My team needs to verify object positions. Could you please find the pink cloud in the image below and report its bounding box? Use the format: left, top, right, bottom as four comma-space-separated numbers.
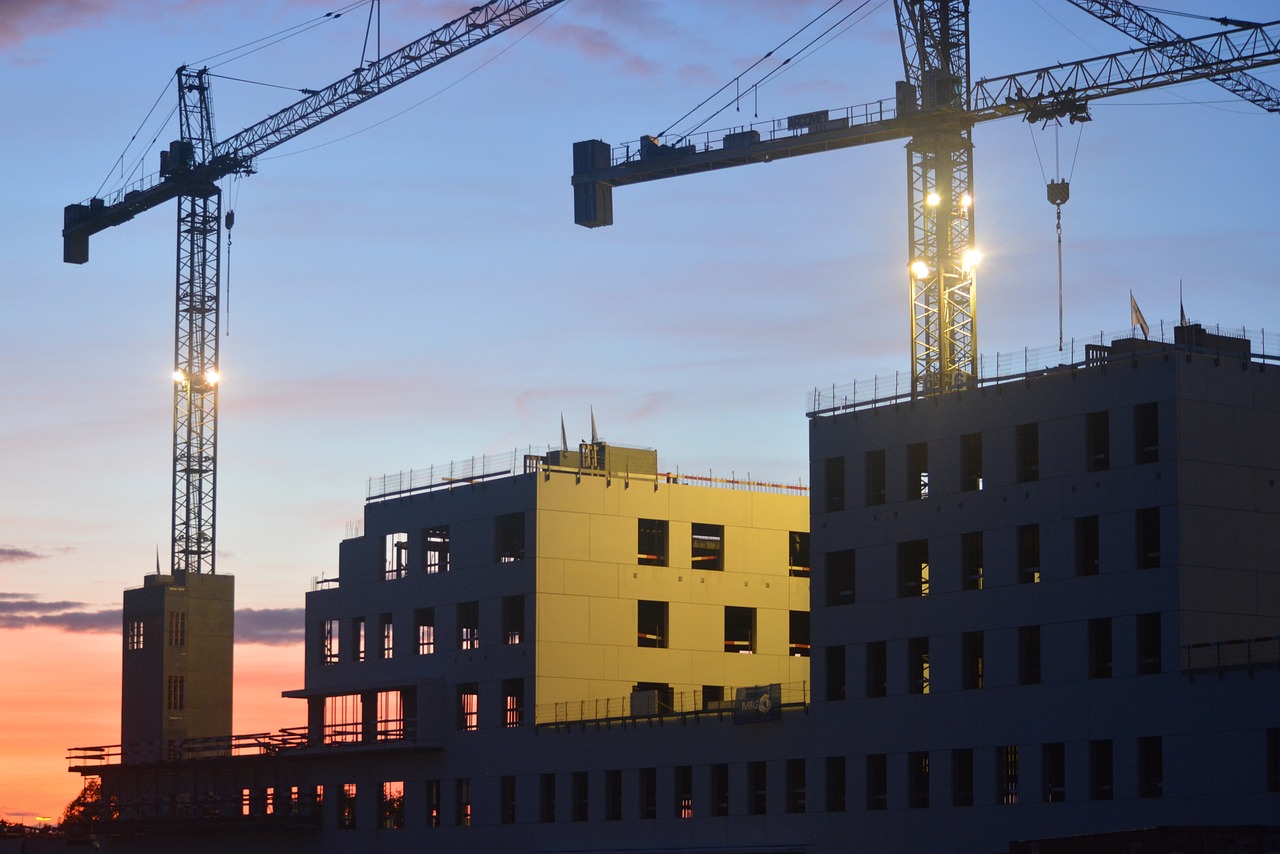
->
0, 0, 118, 49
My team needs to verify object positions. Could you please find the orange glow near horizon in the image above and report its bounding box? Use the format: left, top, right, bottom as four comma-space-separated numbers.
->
0, 628, 303, 824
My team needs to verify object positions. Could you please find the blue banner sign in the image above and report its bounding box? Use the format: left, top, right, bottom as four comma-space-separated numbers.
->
733, 684, 782, 724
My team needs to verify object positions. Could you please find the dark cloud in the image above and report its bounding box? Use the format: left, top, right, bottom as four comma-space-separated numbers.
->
235, 607, 305, 646
0, 547, 43, 563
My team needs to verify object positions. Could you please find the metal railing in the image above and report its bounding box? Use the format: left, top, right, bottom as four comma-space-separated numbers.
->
535, 681, 809, 727
809, 322, 1272, 415
1182, 635, 1280, 674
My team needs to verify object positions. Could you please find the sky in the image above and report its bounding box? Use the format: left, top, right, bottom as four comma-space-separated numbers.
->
2, 0, 1279, 823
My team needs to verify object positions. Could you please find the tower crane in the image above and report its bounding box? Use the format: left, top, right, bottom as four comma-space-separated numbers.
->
571, 2, 1280, 396
61, 0, 565, 580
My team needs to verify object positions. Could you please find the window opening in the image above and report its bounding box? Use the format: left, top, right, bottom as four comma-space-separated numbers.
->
503, 678, 524, 728
1138, 735, 1163, 798
338, 783, 356, 829
323, 619, 339, 665
961, 531, 983, 590
1137, 612, 1162, 675
676, 765, 693, 818
377, 690, 403, 741
961, 433, 983, 491
789, 530, 811, 576
997, 745, 1019, 805
747, 761, 767, 815
127, 619, 145, 650
415, 607, 435, 655
789, 610, 810, 657
323, 694, 361, 744
1019, 625, 1042, 685
1086, 410, 1110, 471
1088, 618, 1112, 679
866, 754, 887, 810
1136, 507, 1161, 568
786, 758, 806, 813
380, 781, 404, 829
1043, 743, 1066, 803
456, 779, 471, 826
691, 523, 724, 570
826, 548, 856, 605
501, 776, 516, 824
866, 641, 887, 698
605, 770, 623, 821
458, 684, 478, 731
865, 449, 886, 506
952, 748, 974, 807
1090, 740, 1113, 800
350, 617, 365, 662
503, 595, 525, 645
898, 539, 929, 597
907, 442, 929, 499
825, 645, 846, 701
825, 455, 846, 512
1018, 524, 1041, 584
724, 606, 755, 653
166, 675, 185, 711
908, 751, 930, 808
167, 611, 186, 646
826, 756, 847, 812
710, 764, 729, 817
540, 773, 556, 823
908, 636, 930, 694
458, 601, 479, 650
962, 631, 984, 690
639, 767, 657, 819
423, 526, 450, 574
495, 512, 526, 562
385, 532, 408, 580
379, 613, 394, 659
427, 780, 441, 827
637, 600, 668, 648
1016, 422, 1039, 482
637, 519, 668, 566
1134, 401, 1159, 464
1076, 515, 1100, 576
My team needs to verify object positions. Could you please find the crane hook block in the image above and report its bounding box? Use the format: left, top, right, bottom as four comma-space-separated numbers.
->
572, 140, 613, 228
1046, 180, 1070, 207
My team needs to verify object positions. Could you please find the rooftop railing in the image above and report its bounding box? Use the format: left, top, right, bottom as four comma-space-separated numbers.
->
809, 322, 1274, 415
535, 681, 809, 729
1182, 635, 1280, 675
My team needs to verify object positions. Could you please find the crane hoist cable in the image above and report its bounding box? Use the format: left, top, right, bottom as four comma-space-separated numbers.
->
1029, 119, 1086, 352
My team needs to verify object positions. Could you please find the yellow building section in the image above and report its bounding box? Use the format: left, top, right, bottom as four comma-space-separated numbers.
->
533, 462, 809, 718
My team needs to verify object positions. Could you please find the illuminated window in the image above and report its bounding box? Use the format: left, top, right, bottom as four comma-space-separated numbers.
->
675, 765, 693, 819
502, 595, 524, 645
456, 779, 471, 826
167, 611, 185, 646
415, 608, 435, 655
907, 442, 929, 500
126, 619, 144, 651
322, 619, 339, 665
997, 746, 1019, 805
324, 694, 361, 744
691, 523, 724, 570
637, 519, 668, 566
458, 684, 478, 731
376, 690, 403, 741
458, 601, 479, 650
423, 526, 450, 574
380, 781, 404, 829
908, 636, 930, 694
503, 678, 524, 728
379, 613, 394, 660
385, 532, 408, 580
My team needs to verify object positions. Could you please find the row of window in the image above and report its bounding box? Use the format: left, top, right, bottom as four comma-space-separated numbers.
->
241, 728, 1280, 829
380, 518, 810, 579
124, 611, 187, 651
824, 402, 1160, 511
823, 614, 1162, 700
320, 596, 526, 664
825, 508, 1161, 606
636, 600, 810, 657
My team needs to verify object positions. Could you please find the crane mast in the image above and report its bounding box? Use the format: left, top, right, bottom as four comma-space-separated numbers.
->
63, 0, 566, 579
571, 5, 1280, 397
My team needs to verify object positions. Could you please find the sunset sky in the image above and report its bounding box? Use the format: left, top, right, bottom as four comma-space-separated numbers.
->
3, 0, 1279, 823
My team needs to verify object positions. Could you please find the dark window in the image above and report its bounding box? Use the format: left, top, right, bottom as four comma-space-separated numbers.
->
898, 539, 930, 597
789, 610, 810, 657
747, 761, 767, 815
825, 456, 846, 512
961, 531, 984, 590
495, 512, 526, 562
710, 763, 729, 817
907, 442, 929, 499
1017, 523, 1041, 584
1090, 740, 1114, 800
338, 783, 357, 829
866, 754, 887, 810
961, 433, 983, 491
1267, 728, 1279, 793
457, 683, 478, 731
675, 765, 693, 819
702, 685, 725, 709
573, 771, 589, 822
423, 526, 450, 573
826, 756, 847, 811
1138, 736, 1163, 798
825, 645, 847, 701
500, 776, 516, 825
502, 595, 524, 645
724, 606, 756, 653
540, 773, 556, 823
865, 449, 886, 506
1076, 515, 1100, 576
786, 758, 806, 813
605, 770, 622, 821
952, 748, 974, 807
1043, 742, 1066, 803
789, 531, 810, 576
962, 631, 984, 690
826, 548, 856, 606
1019, 625, 1041, 685
997, 745, 1019, 805
456, 779, 470, 826
1086, 410, 1110, 472
634, 681, 673, 714
1137, 612, 1162, 675
637, 519, 668, 566
350, 617, 365, 662
866, 641, 887, 698
908, 751, 930, 808
1136, 507, 1161, 569
1088, 618, 1113, 679
1134, 401, 1159, 464
503, 678, 524, 728
458, 601, 479, 650
691, 523, 724, 570
639, 767, 657, 819
166, 675, 185, 711
637, 600, 668, 649
168, 611, 186, 646
1016, 423, 1040, 482
908, 636, 930, 695
426, 780, 440, 827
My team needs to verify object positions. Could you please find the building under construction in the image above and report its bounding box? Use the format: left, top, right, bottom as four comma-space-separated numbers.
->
71, 325, 1280, 852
